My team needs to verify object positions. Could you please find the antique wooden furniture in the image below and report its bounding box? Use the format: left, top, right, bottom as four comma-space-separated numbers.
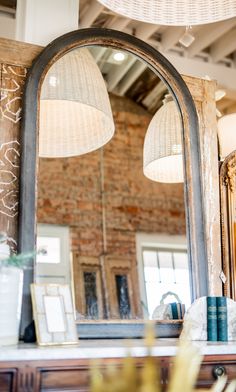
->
0, 342, 235, 391
220, 151, 236, 299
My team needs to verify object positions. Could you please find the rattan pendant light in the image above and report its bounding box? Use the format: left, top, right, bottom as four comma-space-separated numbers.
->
97, 0, 236, 26
39, 48, 115, 158
143, 95, 183, 183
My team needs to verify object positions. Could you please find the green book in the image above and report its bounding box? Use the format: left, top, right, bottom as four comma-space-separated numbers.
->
217, 297, 228, 342
207, 297, 218, 341
170, 303, 179, 319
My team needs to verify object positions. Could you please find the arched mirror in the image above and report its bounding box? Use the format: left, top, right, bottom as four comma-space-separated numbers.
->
19, 28, 208, 337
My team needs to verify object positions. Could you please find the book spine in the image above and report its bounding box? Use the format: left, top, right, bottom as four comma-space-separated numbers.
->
170, 303, 178, 319
207, 297, 218, 341
217, 297, 228, 342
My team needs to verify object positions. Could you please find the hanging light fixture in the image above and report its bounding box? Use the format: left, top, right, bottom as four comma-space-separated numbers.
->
143, 95, 183, 183
97, 0, 236, 26
179, 26, 195, 48
39, 48, 115, 158
218, 113, 236, 160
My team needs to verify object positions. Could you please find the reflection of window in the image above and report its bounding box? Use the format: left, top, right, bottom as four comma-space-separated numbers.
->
37, 236, 61, 264
136, 233, 191, 319
115, 275, 131, 319
83, 272, 99, 319
142, 248, 191, 317
35, 224, 71, 286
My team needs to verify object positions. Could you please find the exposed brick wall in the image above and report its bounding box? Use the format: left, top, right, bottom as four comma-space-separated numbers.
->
37, 95, 186, 256
37, 95, 186, 313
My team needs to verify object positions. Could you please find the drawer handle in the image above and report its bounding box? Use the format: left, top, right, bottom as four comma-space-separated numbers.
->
212, 365, 226, 379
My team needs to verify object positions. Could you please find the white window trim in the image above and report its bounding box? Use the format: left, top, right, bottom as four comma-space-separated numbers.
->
136, 233, 187, 318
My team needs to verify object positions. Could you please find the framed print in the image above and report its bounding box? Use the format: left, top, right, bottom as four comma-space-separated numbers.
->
31, 283, 78, 346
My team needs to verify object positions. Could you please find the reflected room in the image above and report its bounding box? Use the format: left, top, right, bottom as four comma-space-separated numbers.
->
35, 46, 191, 322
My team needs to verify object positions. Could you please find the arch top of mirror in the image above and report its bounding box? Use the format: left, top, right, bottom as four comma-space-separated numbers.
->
36, 45, 190, 322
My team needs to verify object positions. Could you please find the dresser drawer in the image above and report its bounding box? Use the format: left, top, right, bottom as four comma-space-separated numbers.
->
0, 369, 17, 392
39, 367, 90, 391
197, 361, 236, 387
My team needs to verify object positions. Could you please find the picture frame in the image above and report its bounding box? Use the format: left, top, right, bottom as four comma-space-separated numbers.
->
31, 283, 78, 346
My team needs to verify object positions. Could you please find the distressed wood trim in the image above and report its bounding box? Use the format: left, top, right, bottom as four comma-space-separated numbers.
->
0, 38, 42, 67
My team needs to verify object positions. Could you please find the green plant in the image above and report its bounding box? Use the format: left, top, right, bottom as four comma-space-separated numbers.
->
0, 232, 42, 268
0, 251, 36, 268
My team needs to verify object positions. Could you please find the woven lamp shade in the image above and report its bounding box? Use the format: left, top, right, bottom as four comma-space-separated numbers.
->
39, 48, 115, 158
143, 97, 184, 183
218, 113, 236, 160
97, 0, 236, 26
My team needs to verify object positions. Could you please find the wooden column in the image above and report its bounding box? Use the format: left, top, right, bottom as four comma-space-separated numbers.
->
184, 75, 222, 295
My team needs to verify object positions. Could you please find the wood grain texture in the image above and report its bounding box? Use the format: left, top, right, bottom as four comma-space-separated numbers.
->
196, 79, 222, 296
0, 355, 236, 390
0, 63, 26, 252
183, 76, 221, 296
0, 38, 42, 68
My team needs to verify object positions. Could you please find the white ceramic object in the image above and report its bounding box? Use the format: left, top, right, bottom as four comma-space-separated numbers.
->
181, 296, 236, 341
152, 304, 173, 320
0, 266, 23, 346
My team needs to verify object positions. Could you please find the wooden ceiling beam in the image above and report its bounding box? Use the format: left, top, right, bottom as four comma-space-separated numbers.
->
115, 61, 147, 95
211, 27, 236, 63
103, 15, 130, 30
106, 55, 137, 90
188, 19, 236, 58
80, 0, 103, 28
142, 81, 167, 112
135, 23, 160, 41
161, 26, 185, 52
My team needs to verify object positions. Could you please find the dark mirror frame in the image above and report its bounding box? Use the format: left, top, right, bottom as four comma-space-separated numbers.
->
19, 27, 208, 337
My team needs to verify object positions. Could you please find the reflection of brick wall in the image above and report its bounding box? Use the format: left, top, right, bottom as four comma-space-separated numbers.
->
37, 96, 186, 316
37, 96, 186, 259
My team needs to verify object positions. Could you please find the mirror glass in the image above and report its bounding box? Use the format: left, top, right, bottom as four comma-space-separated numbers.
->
36, 45, 191, 321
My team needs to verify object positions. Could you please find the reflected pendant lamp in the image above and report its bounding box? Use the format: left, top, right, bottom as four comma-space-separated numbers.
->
143, 95, 183, 183
39, 48, 115, 158
97, 0, 236, 26
218, 113, 236, 160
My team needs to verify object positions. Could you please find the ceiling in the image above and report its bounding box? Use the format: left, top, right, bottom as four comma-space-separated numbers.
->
0, 0, 236, 115
79, 0, 236, 115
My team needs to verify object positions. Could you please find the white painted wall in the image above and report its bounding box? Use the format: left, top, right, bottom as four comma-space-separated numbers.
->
16, 0, 79, 46
0, 13, 16, 39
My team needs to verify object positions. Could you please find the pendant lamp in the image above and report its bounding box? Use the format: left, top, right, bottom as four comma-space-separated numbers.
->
97, 0, 236, 26
143, 95, 183, 183
218, 113, 236, 160
39, 48, 115, 158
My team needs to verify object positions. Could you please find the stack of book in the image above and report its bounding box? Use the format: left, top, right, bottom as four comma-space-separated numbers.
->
207, 296, 228, 342
170, 302, 185, 319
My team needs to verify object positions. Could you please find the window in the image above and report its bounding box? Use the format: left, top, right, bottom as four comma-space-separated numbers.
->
136, 233, 191, 319
36, 224, 71, 285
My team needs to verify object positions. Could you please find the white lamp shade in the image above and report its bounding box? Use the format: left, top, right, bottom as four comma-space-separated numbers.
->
97, 0, 236, 26
39, 48, 115, 158
218, 113, 236, 160
143, 99, 184, 183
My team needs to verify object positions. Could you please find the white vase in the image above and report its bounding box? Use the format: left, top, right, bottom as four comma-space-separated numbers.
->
0, 266, 23, 346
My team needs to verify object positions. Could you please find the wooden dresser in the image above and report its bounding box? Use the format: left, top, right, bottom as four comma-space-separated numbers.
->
0, 340, 236, 391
